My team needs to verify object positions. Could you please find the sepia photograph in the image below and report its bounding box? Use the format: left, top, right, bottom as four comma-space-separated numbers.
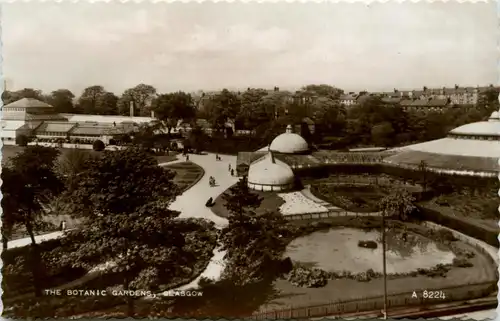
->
0, 1, 498, 319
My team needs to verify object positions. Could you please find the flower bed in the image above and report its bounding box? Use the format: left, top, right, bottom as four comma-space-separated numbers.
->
277, 192, 329, 215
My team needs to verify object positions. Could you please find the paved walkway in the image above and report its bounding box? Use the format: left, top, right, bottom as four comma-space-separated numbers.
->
164, 153, 239, 229
161, 153, 238, 291
5, 231, 66, 250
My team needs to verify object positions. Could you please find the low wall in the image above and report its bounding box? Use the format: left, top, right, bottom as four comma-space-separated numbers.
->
416, 206, 499, 247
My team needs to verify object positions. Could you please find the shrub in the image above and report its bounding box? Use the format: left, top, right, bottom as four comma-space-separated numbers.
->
287, 266, 328, 288
358, 240, 378, 249
92, 140, 105, 151
15, 134, 29, 146
452, 258, 473, 268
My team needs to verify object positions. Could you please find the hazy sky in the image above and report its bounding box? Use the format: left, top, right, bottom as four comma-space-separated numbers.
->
2, 2, 498, 96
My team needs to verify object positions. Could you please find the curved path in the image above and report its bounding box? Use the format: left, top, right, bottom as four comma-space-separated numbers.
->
159, 153, 238, 291
161, 153, 239, 228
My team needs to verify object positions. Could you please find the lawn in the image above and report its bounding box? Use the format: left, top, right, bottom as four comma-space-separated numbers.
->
163, 161, 205, 192
420, 192, 499, 231
211, 186, 285, 218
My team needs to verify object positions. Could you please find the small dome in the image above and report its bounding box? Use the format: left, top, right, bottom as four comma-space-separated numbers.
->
248, 153, 294, 186
489, 111, 499, 121
269, 125, 309, 154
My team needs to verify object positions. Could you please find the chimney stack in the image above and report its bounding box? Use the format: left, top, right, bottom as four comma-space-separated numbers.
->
129, 101, 134, 117
151, 110, 155, 119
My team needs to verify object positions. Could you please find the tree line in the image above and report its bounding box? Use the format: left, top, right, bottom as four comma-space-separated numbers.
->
3, 84, 498, 149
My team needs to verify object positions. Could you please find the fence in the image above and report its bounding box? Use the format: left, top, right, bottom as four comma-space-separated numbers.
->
251, 281, 496, 320
283, 210, 381, 221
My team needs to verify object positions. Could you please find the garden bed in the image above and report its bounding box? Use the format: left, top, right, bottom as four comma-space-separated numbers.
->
308, 174, 422, 213
163, 161, 205, 192
210, 187, 285, 218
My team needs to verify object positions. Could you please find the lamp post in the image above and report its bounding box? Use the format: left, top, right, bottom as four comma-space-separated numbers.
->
381, 210, 388, 319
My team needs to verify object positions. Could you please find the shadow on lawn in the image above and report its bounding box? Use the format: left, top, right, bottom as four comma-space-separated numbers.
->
170, 279, 282, 318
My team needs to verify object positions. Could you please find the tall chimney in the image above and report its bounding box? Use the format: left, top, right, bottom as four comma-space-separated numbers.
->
129, 101, 134, 117
151, 110, 155, 119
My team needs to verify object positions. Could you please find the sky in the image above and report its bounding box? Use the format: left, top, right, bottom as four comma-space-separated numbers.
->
1, 1, 498, 96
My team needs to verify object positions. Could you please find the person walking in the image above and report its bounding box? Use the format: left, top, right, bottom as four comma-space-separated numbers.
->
61, 220, 67, 231
228, 164, 232, 172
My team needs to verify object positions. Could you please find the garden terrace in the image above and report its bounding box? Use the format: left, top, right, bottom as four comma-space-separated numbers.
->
384, 150, 498, 177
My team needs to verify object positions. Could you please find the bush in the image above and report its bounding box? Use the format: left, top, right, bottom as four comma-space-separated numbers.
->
15, 134, 29, 146
452, 258, 473, 268
92, 140, 105, 151
287, 266, 328, 288
358, 240, 378, 249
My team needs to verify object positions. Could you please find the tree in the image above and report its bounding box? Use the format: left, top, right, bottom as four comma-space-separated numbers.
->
151, 92, 196, 135
15, 134, 30, 146
96, 92, 119, 115
76, 85, 106, 114
117, 84, 157, 117
3, 88, 45, 104
57, 149, 96, 192
378, 190, 417, 221
47, 89, 75, 113
220, 177, 292, 285
301, 84, 343, 100
371, 122, 395, 146
1, 146, 64, 296
418, 160, 428, 192
92, 140, 105, 151
206, 89, 241, 134
186, 125, 209, 153
477, 87, 499, 114
237, 88, 270, 129
59, 148, 186, 316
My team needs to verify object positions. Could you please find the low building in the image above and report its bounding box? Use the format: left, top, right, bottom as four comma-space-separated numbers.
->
1, 98, 154, 145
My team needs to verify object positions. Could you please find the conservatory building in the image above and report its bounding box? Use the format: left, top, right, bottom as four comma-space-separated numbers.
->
247, 152, 295, 191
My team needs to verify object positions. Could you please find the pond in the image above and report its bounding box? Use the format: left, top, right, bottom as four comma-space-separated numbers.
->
286, 228, 455, 274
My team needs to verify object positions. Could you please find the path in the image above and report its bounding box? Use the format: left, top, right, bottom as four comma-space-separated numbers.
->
165, 153, 239, 228
5, 231, 66, 250
158, 153, 239, 293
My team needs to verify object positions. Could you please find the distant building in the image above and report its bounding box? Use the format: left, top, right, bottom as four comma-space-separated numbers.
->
1, 98, 153, 145
399, 98, 450, 112
339, 93, 359, 106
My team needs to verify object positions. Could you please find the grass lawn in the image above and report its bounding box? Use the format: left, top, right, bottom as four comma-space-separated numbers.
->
155, 151, 179, 164
420, 192, 499, 231
163, 161, 205, 192
211, 186, 285, 218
